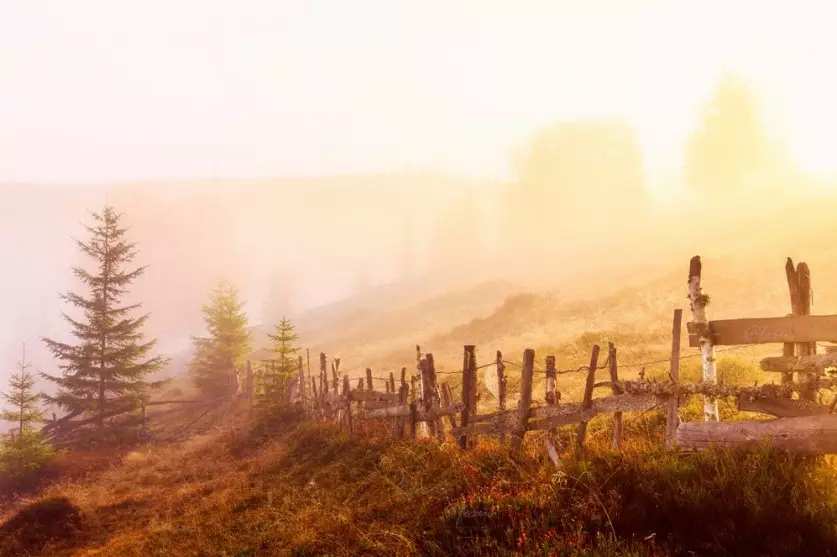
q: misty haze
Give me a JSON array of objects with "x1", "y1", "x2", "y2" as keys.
[{"x1": 3, "y1": 1, "x2": 837, "y2": 556}]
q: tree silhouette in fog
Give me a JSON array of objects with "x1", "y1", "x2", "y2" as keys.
[
  {"x1": 506, "y1": 119, "x2": 647, "y2": 255},
  {"x1": 685, "y1": 73, "x2": 773, "y2": 195},
  {"x1": 41, "y1": 206, "x2": 167, "y2": 427}
]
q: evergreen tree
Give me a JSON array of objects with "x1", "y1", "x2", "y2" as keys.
[
  {"x1": 258, "y1": 317, "x2": 299, "y2": 404},
  {"x1": 1, "y1": 345, "x2": 55, "y2": 478},
  {"x1": 190, "y1": 281, "x2": 251, "y2": 398},
  {"x1": 41, "y1": 206, "x2": 167, "y2": 427}
]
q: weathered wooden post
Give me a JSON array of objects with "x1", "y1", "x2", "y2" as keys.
[
  {"x1": 441, "y1": 382, "x2": 458, "y2": 429},
  {"x1": 366, "y1": 368, "x2": 373, "y2": 391},
  {"x1": 497, "y1": 350, "x2": 507, "y2": 444},
  {"x1": 688, "y1": 256, "x2": 719, "y2": 422},
  {"x1": 783, "y1": 258, "x2": 801, "y2": 396},
  {"x1": 343, "y1": 375, "x2": 353, "y2": 435},
  {"x1": 545, "y1": 355, "x2": 557, "y2": 405},
  {"x1": 425, "y1": 354, "x2": 444, "y2": 442},
  {"x1": 311, "y1": 377, "x2": 319, "y2": 408},
  {"x1": 607, "y1": 343, "x2": 623, "y2": 450},
  {"x1": 666, "y1": 310, "x2": 683, "y2": 448},
  {"x1": 357, "y1": 378, "x2": 363, "y2": 390},
  {"x1": 296, "y1": 357, "x2": 305, "y2": 401},
  {"x1": 389, "y1": 372, "x2": 396, "y2": 394},
  {"x1": 576, "y1": 345, "x2": 600, "y2": 457},
  {"x1": 332, "y1": 358, "x2": 340, "y2": 394},
  {"x1": 458, "y1": 346, "x2": 477, "y2": 450},
  {"x1": 511, "y1": 349, "x2": 535, "y2": 454},
  {"x1": 798, "y1": 262, "x2": 817, "y2": 401},
  {"x1": 306, "y1": 348, "x2": 312, "y2": 395}
]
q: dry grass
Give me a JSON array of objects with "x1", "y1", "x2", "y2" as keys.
[{"x1": 3, "y1": 403, "x2": 837, "y2": 556}]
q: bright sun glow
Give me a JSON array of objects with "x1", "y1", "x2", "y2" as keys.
[{"x1": 1, "y1": 0, "x2": 837, "y2": 185}]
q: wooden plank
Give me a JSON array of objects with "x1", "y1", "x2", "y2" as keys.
[
  {"x1": 761, "y1": 353, "x2": 837, "y2": 373},
  {"x1": 737, "y1": 397, "x2": 830, "y2": 418},
  {"x1": 687, "y1": 315, "x2": 837, "y2": 347},
  {"x1": 361, "y1": 402, "x2": 465, "y2": 421},
  {"x1": 348, "y1": 390, "x2": 400, "y2": 403},
  {"x1": 528, "y1": 409, "x2": 596, "y2": 431},
  {"x1": 453, "y1": 395, "x2": 661, "y2": 437},
  {"x1": 676, "y1": 415, "x2": 837, "y2": 454},
  {"x1": 666, "y1": 309, "x2": 683, "y2": 448},
  {"x1": 511, "y1": 349, "x2": 535, "y2": 453}
]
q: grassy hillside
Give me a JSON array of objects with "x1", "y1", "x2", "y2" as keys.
[{"x1": 4, "y1": 410, "x2": 837, "y2": 556}]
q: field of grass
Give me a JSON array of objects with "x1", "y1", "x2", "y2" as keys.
[{"x1": 3, "y1": 405, "x2": 837, "y2": 556}]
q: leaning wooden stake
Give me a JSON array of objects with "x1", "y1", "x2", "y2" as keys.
[
  {"x1": 366, "y1": 368, "x2": 373, "y2": 391},
  {"x1": 576, "y1": 345, "x2": 600, "y2": 457},
  {"x1": 666, "y1": 309, "x2": 683, "y2": 448},
  {"x1": 511, "y1": 349, "x2": 535, "y2": 454},
  {"x1": 688, "y1": 255, "x2": 719, "y2": 421},
  {"x1": 607, "y1": 343, "x2": 623, "y2": 449}
]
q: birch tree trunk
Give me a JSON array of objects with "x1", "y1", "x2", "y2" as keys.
[{"x1": 688, "y1": 256, "x2": 719, "y2": 422}]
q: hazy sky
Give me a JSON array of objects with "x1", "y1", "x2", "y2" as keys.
[{"x1": 2, "y1": 0, "x2": 837, "y2": 190}]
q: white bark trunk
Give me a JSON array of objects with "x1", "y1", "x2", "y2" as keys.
[{"x1": 688, "y1": 259, "x2": 719, "y2": 422}]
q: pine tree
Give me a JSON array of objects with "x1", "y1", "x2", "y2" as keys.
[
  {"x1": 1, "y1": 345, "x2": 55, "y2": 478},
  {"x1": 258, "y1": 317, "x2": 299, "y2": 405},
  {"x1": 41, "y1": 206, "x2": 167, "y2": 427},
  {"x1": 190, "y1": 281, "x2": 251, "y2": 398}
]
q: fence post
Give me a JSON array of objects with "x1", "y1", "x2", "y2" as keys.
[
  {"x1": 797, "y1": 262, "x2": 817, "y2": 401},
  {"x1": 545, "y1": 355, "x2": 557, "y2": 405},
  {"x1": 425, "y1": 354, "x2": 444, "y2": 442},
  {"x1": 497, "y1": 350, "x2": 507, "y2": 445},
  {"x1": 296, "y1": 357, "x2": 305, "y2": 401},
  {"x1": 784, "y1": 258, "x2": 801, "y2": 397},
  {"x1": 311, "y1": 377, "x2": 319, "y2": 409},
  {"x1": 511, "y1": 349, "x2": 535, "y2": 454},
  {"x1": 459, "y1": 346, "x2": 475, "y2": 450},
  {"x1": 389, "y1": 372, "x2": 396, "y2": 394},
  {"x1": 441, "y1": 382, "x2": 458, "y2": 429},
  {"x1": 608, "y1": 343, "x2": 623, "y2": 450},
  {"x1": 343, "y1": 375, "x2": 353, "y2": 435},
  {"x1": 666, "y1": 310, "x2": 683, "y2": 448},
  {"x1": 395, "y1": 382, "x2": 408, "y2": 439},
  {"x1": 366, "y1": 368, "x2": 373, "y2": 391},
  {"x1": 688, "y1": 256, "x2": 719, "y2": 422},
  {"x1": 332, "y1": 358, "x2": 340, "y2": 394},
  {"x1": 576, "y1": 345, "x2": 600, "y2": 458}
]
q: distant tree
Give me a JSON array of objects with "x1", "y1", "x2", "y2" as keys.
[
  {"x1": 41, "y1": 206, "x2": 167, "y2": 428},
  {"x1": 506, "y1": 118, "x2": 647, "y2": 254},
  {"x1": 189, "y1": 281, "x2": 251, "y2": 398},
  {"x1": 1, "y1": 345, "x2": 56, "y2": 478},
  {"x1": 257, "y1": 317, "x2": 299, "y2": 405},
  {"x1": 685, "y1": 73, "x2": 774, "y2": 195}
]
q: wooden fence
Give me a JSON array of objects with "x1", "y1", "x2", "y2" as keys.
[{"x1": 265, "y1": 256, "x2": 837, "y2": 458}]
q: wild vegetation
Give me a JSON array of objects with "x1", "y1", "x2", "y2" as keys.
[{"x1": 5, "y1": 65, "x2": 837, "y2": 557}]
